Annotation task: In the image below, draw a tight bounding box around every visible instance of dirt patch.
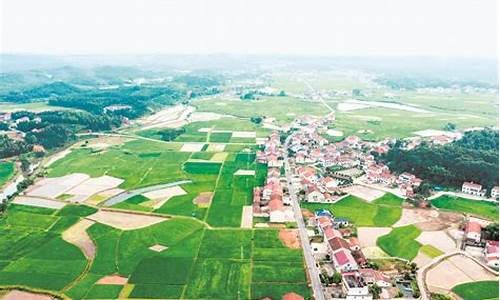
[12,196,67,209]
[232,131,256,138]
[2,290,53,300]
[413,251,433,267]
[87,210,167,230]
[45,149,72,167]
[62,219,96,260]
[149,244,168,252]
[142,186,186,200]
[279,229,301,249]
[180,143,205,152]
[234,169,255,176]
[396,208,464,230]
[193,192,213,207]
[96,275,128,285]
[416,231,457,253]
[342,185,385,202]
[393,208,439,227]
[357,227,392,248]
[241,206,253,229]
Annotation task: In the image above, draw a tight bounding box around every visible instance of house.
[462,182,486,197]
[359,268,391,288]
[269,198,294,223]
[332,248,358,272]
[342,272,373,300]
[15,116,30,124]
[282,292,304,300]
[491,186,499,199]
[348,237,361,251]
[484,240,499,270]
[306,186,325,203]
[464,221,482,243]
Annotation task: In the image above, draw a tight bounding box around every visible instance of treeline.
[49,85,185,118]
[375,76,497,90]
[379,129,499,190]
[0,110,123,158]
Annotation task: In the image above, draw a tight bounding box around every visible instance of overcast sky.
[1,0,497,57]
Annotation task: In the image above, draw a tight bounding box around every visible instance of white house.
[462,182,486,197]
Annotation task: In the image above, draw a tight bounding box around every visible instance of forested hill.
[380,129,499,190]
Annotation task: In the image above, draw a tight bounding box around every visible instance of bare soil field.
[66,175,124,200]
[234,169,256,176]
[86,210,167,230]
[413,252,433,267]
[240,206,253,229]
[2,290,53,300]
[395,208,464,231]
[96,275,128,285]
[12,196,67,209]
[180,143,206,152]
[416,230,457,253]
[27,173,90,199]
[232,131,256,138]
[148,244,168,252]
[62,219,96,260]
[426,254,497,294]
[342,185,385,202]
[279,229,301,249]
[193,192,213,207]
[357,227,392,247]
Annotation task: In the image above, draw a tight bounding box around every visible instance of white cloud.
[1,0,497,57]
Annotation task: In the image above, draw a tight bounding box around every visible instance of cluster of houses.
[313,209,391,299]
[462,182,499,200]
[285,113,425,202]
[254,132,294,223]
[464,220,499,270]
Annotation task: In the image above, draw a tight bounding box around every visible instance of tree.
[483,223,499,241]
[332,272,342,284]
[250,117,263,124]
[444,122,456,131]
[369,284,382,299]
[278,90,286,97]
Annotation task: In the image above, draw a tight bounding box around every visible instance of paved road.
[284,137,325,300]
[102,180,192,206]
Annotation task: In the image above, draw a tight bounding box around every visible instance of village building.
[462,181,486,197]
[491,186,499,199]
[464,221,482,244]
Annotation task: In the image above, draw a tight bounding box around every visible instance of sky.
[1,0,497,57]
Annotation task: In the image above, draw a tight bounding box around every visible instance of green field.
[0,161,15,187]
[452,281,499,300]
[48,140,189,189]
[431,195,499,220]
[193,96,329,125]
[377,225,422,260]
[64,218,309,299]
[420,245,444,258]
[0,102,76,112]
[302,195,402,227]
[0,204,96,293]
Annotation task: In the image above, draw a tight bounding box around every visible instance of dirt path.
[62,219,96,260]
